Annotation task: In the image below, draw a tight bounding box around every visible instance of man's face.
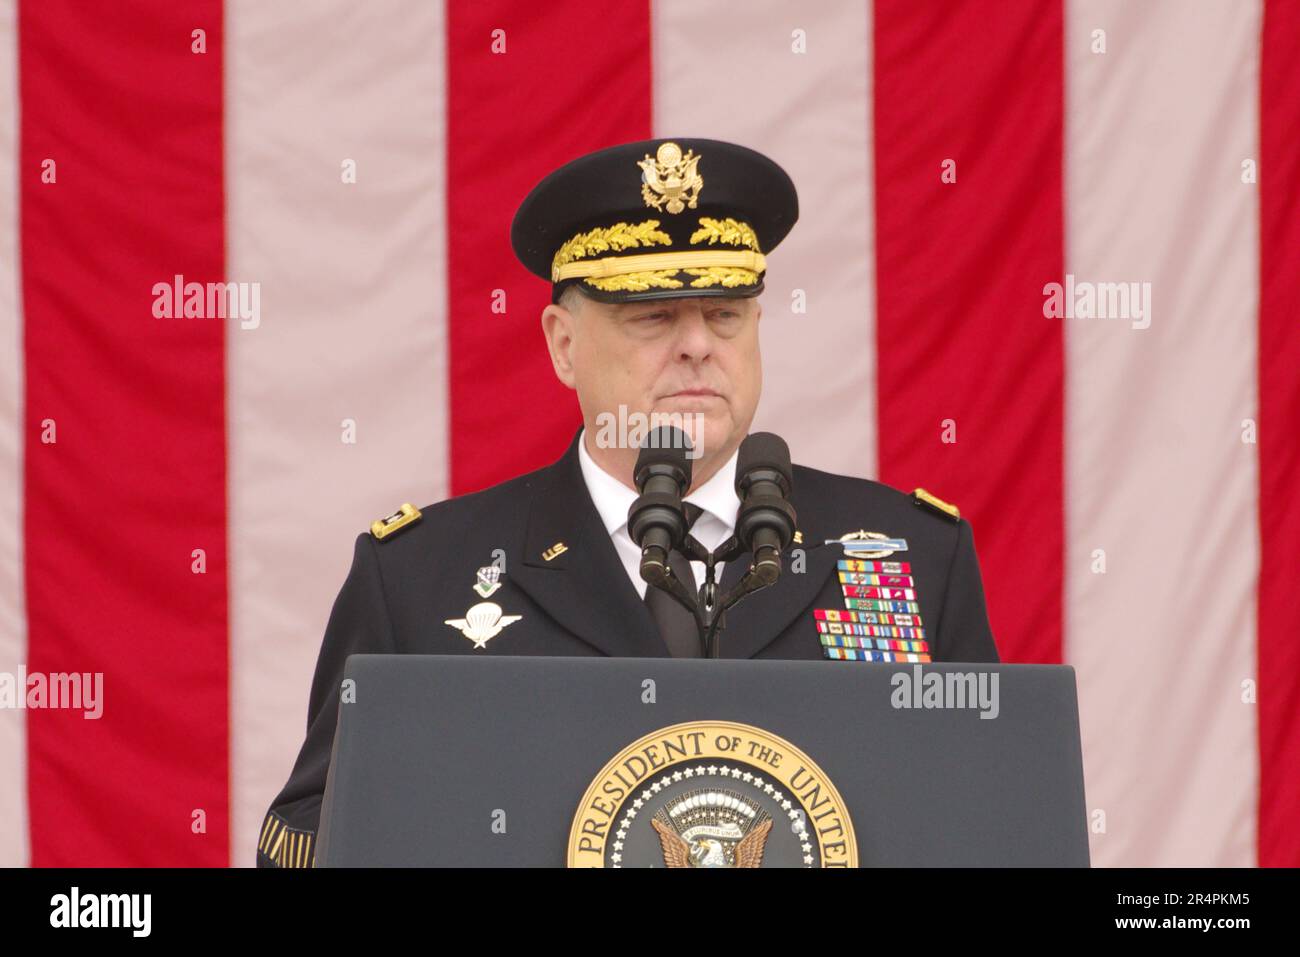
[542,292,763,486]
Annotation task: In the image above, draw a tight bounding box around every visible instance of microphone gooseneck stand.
[663,532,784,659]
[634,429,796,659]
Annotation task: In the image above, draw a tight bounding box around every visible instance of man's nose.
[673,307,713,361]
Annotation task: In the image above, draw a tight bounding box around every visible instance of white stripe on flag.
[0,0,28,868]
[1064,0,1260,866]
[652,0,877,477]
[227,0,449,865]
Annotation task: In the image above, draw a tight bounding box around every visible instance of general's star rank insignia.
[474,565,502,598]
[444,601,522,650]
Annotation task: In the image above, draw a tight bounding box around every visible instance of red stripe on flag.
[445,2,652,494]
[1258,0,1300,868]
[873,0,1065,664]
[20,1,228,864]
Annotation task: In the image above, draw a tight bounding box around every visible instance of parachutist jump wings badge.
[444,601,521,649]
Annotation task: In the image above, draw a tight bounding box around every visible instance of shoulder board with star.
[912,488,959,522]
[370,502,422,541]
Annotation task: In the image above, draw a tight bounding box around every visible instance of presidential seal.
[567,721,856,868]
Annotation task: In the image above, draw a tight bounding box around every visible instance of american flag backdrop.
[0,0,1296,868]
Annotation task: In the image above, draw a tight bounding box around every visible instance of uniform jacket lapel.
[715,472,840,659]
[509,430,671,658]
[508,433,839,660]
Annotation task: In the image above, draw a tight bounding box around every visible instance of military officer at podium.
[257,138,999,867]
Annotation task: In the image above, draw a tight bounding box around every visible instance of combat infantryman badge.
[827,529,909,559]
[444,601,521,649]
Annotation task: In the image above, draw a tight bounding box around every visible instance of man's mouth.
[662,388,722,399]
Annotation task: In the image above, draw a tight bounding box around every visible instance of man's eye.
[637,312,670,321]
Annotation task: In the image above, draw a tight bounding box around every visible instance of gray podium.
[316,655,1089,867]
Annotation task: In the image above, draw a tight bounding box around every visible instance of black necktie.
[644,502,704,658]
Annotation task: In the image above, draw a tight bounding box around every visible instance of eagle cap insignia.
[444,601,522,649]
[638,142,702,214]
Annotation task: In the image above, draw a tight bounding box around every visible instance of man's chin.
[636,405,738,460]
[684,417,738,465]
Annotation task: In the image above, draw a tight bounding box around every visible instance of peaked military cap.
[511,137,799,304]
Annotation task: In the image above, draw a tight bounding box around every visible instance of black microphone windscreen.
[633,425,694,491]
[736,432,792,491]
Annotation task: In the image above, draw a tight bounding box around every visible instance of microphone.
[627,426,694,586]
[734,432,797,586]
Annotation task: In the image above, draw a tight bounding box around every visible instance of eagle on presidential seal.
[649,788,774,868]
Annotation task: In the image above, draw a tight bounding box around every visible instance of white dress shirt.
[577,427,739,599]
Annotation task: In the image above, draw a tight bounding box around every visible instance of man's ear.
[541,304,578,389]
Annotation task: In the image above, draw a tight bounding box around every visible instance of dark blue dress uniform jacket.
[256,429,999,866]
